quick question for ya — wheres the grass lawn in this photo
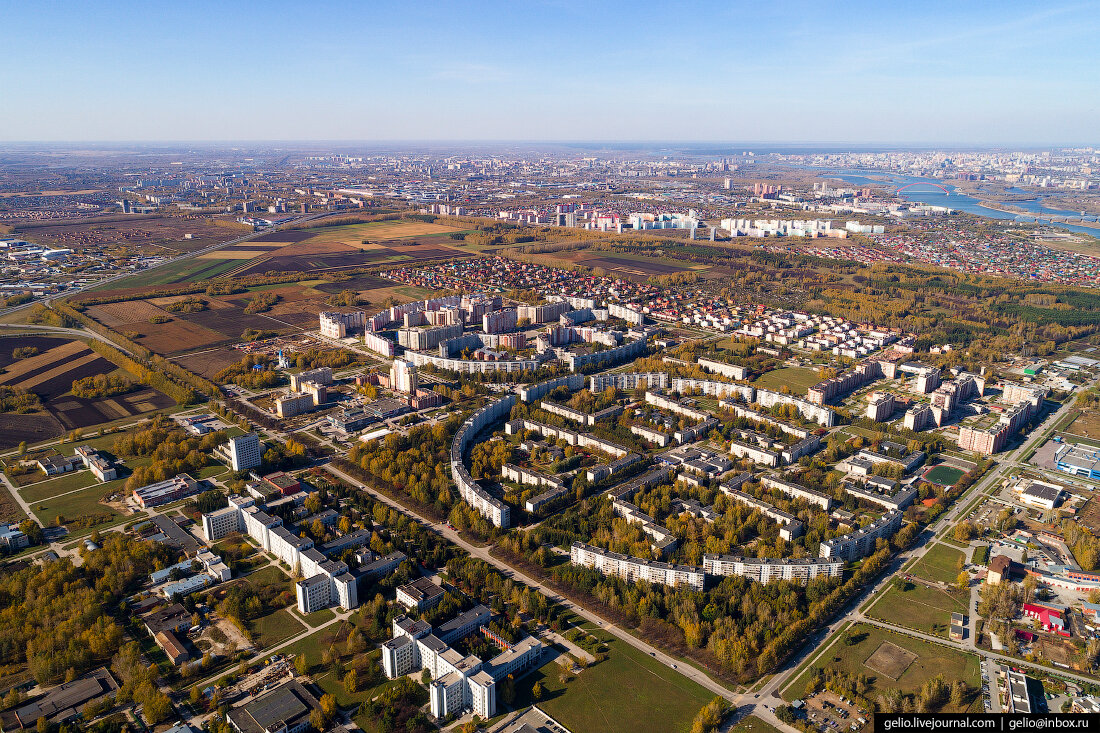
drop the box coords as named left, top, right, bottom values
left=196, top=464, right=229, bottom=479
left=245, top=564, right=291, bottom=589
left=513, top=632, right=713, bottom=733
left=280, top=623, right=349, bottom=670
left=29, top=483, right=120, bottom=525
left=19, top=471, right=98, bottom=502
left=250, top=608, right=305, bottom=648
left=781, top=623, right=979, bottom=708
left=753, top=367, right=821, bottom=396
left=729, top=716, right=783, bottom=733
left=294, top=607, right=336, bottom=627
left=909, top=543, right=965, bottom=584
left=865, top=582, right=968, bottom=636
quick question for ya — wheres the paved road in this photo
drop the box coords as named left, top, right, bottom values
left=749, top=392, right=1085, bottom=714
left=0, top=323, right=136, bottom=353
left=0, top=211, right=332, bottom=321
left=323, top=462, right=744, bottom=705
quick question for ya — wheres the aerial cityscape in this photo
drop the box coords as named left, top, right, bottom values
left=1, top=2, right=1100, bottom=733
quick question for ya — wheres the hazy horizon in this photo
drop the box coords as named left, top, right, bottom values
left=2, top=0, right=1098, bottom=144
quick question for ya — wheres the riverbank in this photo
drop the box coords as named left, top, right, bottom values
left=977, top=202, right=1100, bottom=231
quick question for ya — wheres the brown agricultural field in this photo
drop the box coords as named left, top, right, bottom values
left=11, top=214, right=246, bottom=254
left=0, top=336, right=174, bottom=444
left=171, top=346, right=246, bottom=380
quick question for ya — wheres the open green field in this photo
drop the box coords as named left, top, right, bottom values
left=244, top=563, right=291, bottom=589
left=513, top=626, right=713, bottom=733
left=909, top=543, right=966, bottom=584
left=924, top=465, right=966, bottom=486
left=26, top=480, right=121, bottom=525
left=753, top=367, right=821, bottom=396
left=866, top=583, right=967, bottom=636
left=250, top=608, right=305, bottom=648
left=781, top=623, right=980, bottom=708
left=295, top=607, right=336, bottom=627
left=280, top=621, right=347, bottom=670
left=19, top=471, right=98, bottom=502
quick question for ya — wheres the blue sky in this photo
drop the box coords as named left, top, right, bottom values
left=1, top=0, right=1097, bottom=143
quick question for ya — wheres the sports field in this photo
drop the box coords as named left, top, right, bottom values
left=781, top=623, right=979, bottom=709
left=924, top=465, right=966, bottom=486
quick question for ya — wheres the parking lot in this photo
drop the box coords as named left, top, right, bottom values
left=804, top=690, right=869, bottom=732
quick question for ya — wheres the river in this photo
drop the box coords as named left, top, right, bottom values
left=793, top=167, right=1100, bottom=238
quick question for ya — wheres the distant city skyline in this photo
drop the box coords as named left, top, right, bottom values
left=1, top=0, right=1098, bottom=144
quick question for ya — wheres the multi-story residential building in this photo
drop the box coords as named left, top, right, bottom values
left=452, top=396, right=516, bottom=528
left=215, top=432, right=262, bottom=471
left=398, top=323, right=463, bottom=352
left=720, top=488, right=804, bottom=540
left=275, top=391, right=316, bottom=418
left=760, top=475, right=834, bottom=510
left=903, top=403, right=935, bottom=431
left=703, top=554, right=843, bottom=584
left=391, top=358, right=418, bottom=393
left=517, top=301, right=570, bottom=324
left=866, top=392, right=896, bottom=422
left=589, top=371, right=668, bottom=393
left=289, top=367, right=333, bottom=391
left=482, top=307, right=517, bottom=334
left=319, top=310, right=365, bottom=338
left=728, top=439, right=781, bottom=467
left=518, top=374, right=586, bottom=402
left=570, top=542, right=705, bottom=590
left=696, top=357, right=748, bottom=381
left=819, top=510, right=904, bottom=561
left=363, top=331, right=396, bottom=357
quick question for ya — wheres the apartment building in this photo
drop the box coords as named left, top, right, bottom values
left=570, top=542, right=705, bottom=590
left=721, top=488, right=804, bottom=540
left=866, top=392, right=896, bottom=422
left=703, top=554, right=843, bottom=584
left=696, top=357, right=748, bottom=380
left=589, top=371, right=668, bottom=392
left=381, top=608, right=542, bottom=721
left=214, top=432, right=262, bottom=471
left=819, top=510, right=904, bottom=561
left=319, top=310, right=365, bottom=338
left=289, top=367, right=332, bottom=391
left=391, top=358, right=418, bottom=393
left=760, top=475, right=834, bottom=510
